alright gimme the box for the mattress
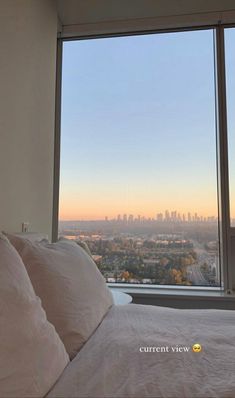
[48,304,235,398]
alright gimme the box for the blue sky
[59,29,220,220]
[225,28,235,223]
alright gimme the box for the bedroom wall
[0,0,58,239]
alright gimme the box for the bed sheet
[48,304,235,398]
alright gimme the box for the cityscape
[95,211,218,224]
[59,209,220,287]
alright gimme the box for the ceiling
[56,0,235,27]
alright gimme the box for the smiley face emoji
[192,343,202,353]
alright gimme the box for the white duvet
[48,304,235,398]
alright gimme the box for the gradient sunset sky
[59,29,234,221]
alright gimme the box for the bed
[48,303,235,398]
[2,233,235,398]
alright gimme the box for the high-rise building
[165,210,170,221]
[128,214,134,223]
[157,213,163,221]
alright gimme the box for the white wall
[0,0,58,238]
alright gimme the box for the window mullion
[214,26,232,293]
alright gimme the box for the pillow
[58,236,92,257]
[0,234,69,398]
[6,234,114,359]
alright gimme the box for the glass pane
[225,28,235,227]
[59,29,220,287]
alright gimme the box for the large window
[59,29,221,287]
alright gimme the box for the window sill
[107,284,235,309]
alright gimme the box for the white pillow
[58,236,92,257]
[0,234,69,398]
[6,234,114,359]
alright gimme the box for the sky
[59,28,232,221]
[225,28,235,225]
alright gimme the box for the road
[187,263,209,286]
[186,240,216,286]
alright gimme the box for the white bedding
[48,304,235,398]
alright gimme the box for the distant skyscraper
[165,210,170,221]
[157,213,163,221]
[128,214,134,223]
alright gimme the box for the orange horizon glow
[59,192,235,220]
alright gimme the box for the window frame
[53,24,235,296]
